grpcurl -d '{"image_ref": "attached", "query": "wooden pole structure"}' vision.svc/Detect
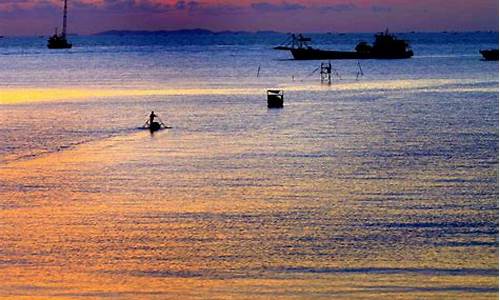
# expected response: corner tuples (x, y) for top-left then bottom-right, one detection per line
(320, 61), (332, 84)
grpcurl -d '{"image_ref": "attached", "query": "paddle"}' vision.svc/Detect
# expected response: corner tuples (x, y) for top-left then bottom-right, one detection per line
(156, 117), (171, 129)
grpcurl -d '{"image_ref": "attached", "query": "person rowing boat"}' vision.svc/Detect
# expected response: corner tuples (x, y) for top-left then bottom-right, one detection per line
(144, 111), (167, 132)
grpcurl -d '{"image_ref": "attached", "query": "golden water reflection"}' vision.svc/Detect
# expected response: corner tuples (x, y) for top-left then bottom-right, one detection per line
(1, 78), (494, 105)
(0, 126), (497, 298)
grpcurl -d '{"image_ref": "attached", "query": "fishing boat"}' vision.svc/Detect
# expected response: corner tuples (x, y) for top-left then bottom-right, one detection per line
(47, 0), (72, 49)
(143, 112), (170, 132)
(276, 33), (364, 59)
(148, 122), (163, 132)
(286, 30), (413, 60)
(144, 121), (171, 132)
(480, 49), (499, 61)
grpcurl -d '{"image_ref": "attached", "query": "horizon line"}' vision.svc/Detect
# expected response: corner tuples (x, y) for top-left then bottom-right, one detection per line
(3, 28), (499, 38)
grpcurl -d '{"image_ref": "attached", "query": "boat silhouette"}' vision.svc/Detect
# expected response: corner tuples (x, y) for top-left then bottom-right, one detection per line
(47, 0), (72, 49)
(267, 90), (284, 108)
(142, 112), (171, 132)
(280, 30), (413, 60)
(480, 49), (498, 61)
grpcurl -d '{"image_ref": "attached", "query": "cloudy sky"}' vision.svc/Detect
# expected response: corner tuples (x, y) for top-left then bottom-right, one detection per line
(0, 0), (498, 35)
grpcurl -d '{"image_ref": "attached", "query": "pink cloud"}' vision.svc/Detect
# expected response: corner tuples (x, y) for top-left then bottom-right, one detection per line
(0, 0), (497, 35)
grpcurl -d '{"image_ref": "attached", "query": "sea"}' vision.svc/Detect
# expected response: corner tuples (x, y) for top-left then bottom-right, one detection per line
(0, 31), (498, 299)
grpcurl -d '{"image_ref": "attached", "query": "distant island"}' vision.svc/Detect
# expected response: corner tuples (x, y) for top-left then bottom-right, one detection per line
(94, 29), (283, 36)
(92, 29), (499, 37)
(0, 29), (497, 38)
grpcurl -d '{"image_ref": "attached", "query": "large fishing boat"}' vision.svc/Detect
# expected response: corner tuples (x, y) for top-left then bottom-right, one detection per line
(279, 30), (413, 60)
(47, 0), (72, 49)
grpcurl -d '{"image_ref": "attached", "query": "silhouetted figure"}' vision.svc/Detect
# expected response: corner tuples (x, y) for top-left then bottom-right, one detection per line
(149, 111), (157, 125)
(145, 111), (167, 132)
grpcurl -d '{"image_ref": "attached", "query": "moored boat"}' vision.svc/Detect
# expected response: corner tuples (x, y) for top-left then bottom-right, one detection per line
(47, 0), (72, 49)
(369, 30), (414, 59)
(480, 49), (499, 61)
(48, 34), (72, 49)
(287, 30), (413, 60)
(267, 90), (284, 108)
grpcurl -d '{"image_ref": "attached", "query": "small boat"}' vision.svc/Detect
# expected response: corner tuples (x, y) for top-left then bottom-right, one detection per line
(47, 0), (72, 49)
(480, 49), (499, 61)
(267, 90), (284, 108)
(148, 121), (163, 132)
(143, 112), (170, 132)
(144, 121), (171, 132)
(48, 34), (72, 49)
(287, 30), (413, 60)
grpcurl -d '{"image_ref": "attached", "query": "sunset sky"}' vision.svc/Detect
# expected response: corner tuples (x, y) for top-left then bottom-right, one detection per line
(0, 0), (498, 35)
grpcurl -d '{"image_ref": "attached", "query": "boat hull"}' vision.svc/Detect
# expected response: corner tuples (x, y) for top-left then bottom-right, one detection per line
(47, 43), (72, 49)
(267, 95), (283, 108)
(47, 36), (72, 49)
(267, 90), (284, 109)
(273, 46), (294, 51)
(149, 122), (162, 132)
(480, 49), (499, 61)
(290, 48), (413, 60)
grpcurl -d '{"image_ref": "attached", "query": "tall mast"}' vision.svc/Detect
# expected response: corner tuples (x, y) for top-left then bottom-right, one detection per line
(62, 0), (68, 37)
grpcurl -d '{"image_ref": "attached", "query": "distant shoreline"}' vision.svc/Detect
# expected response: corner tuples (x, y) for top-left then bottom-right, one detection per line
(2, 29), (498, 38)
(94, 29), (282, 36)
(94, 29), (500, 36)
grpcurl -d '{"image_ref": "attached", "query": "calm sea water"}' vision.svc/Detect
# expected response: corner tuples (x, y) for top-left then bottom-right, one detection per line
(0, 32), (498, 299)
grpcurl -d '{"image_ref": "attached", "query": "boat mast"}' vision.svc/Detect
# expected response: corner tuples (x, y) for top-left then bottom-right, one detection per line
(62, 0), (68, 37)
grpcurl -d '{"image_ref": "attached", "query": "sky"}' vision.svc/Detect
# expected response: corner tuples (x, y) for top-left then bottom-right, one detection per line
(0, 0), (498, 35)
